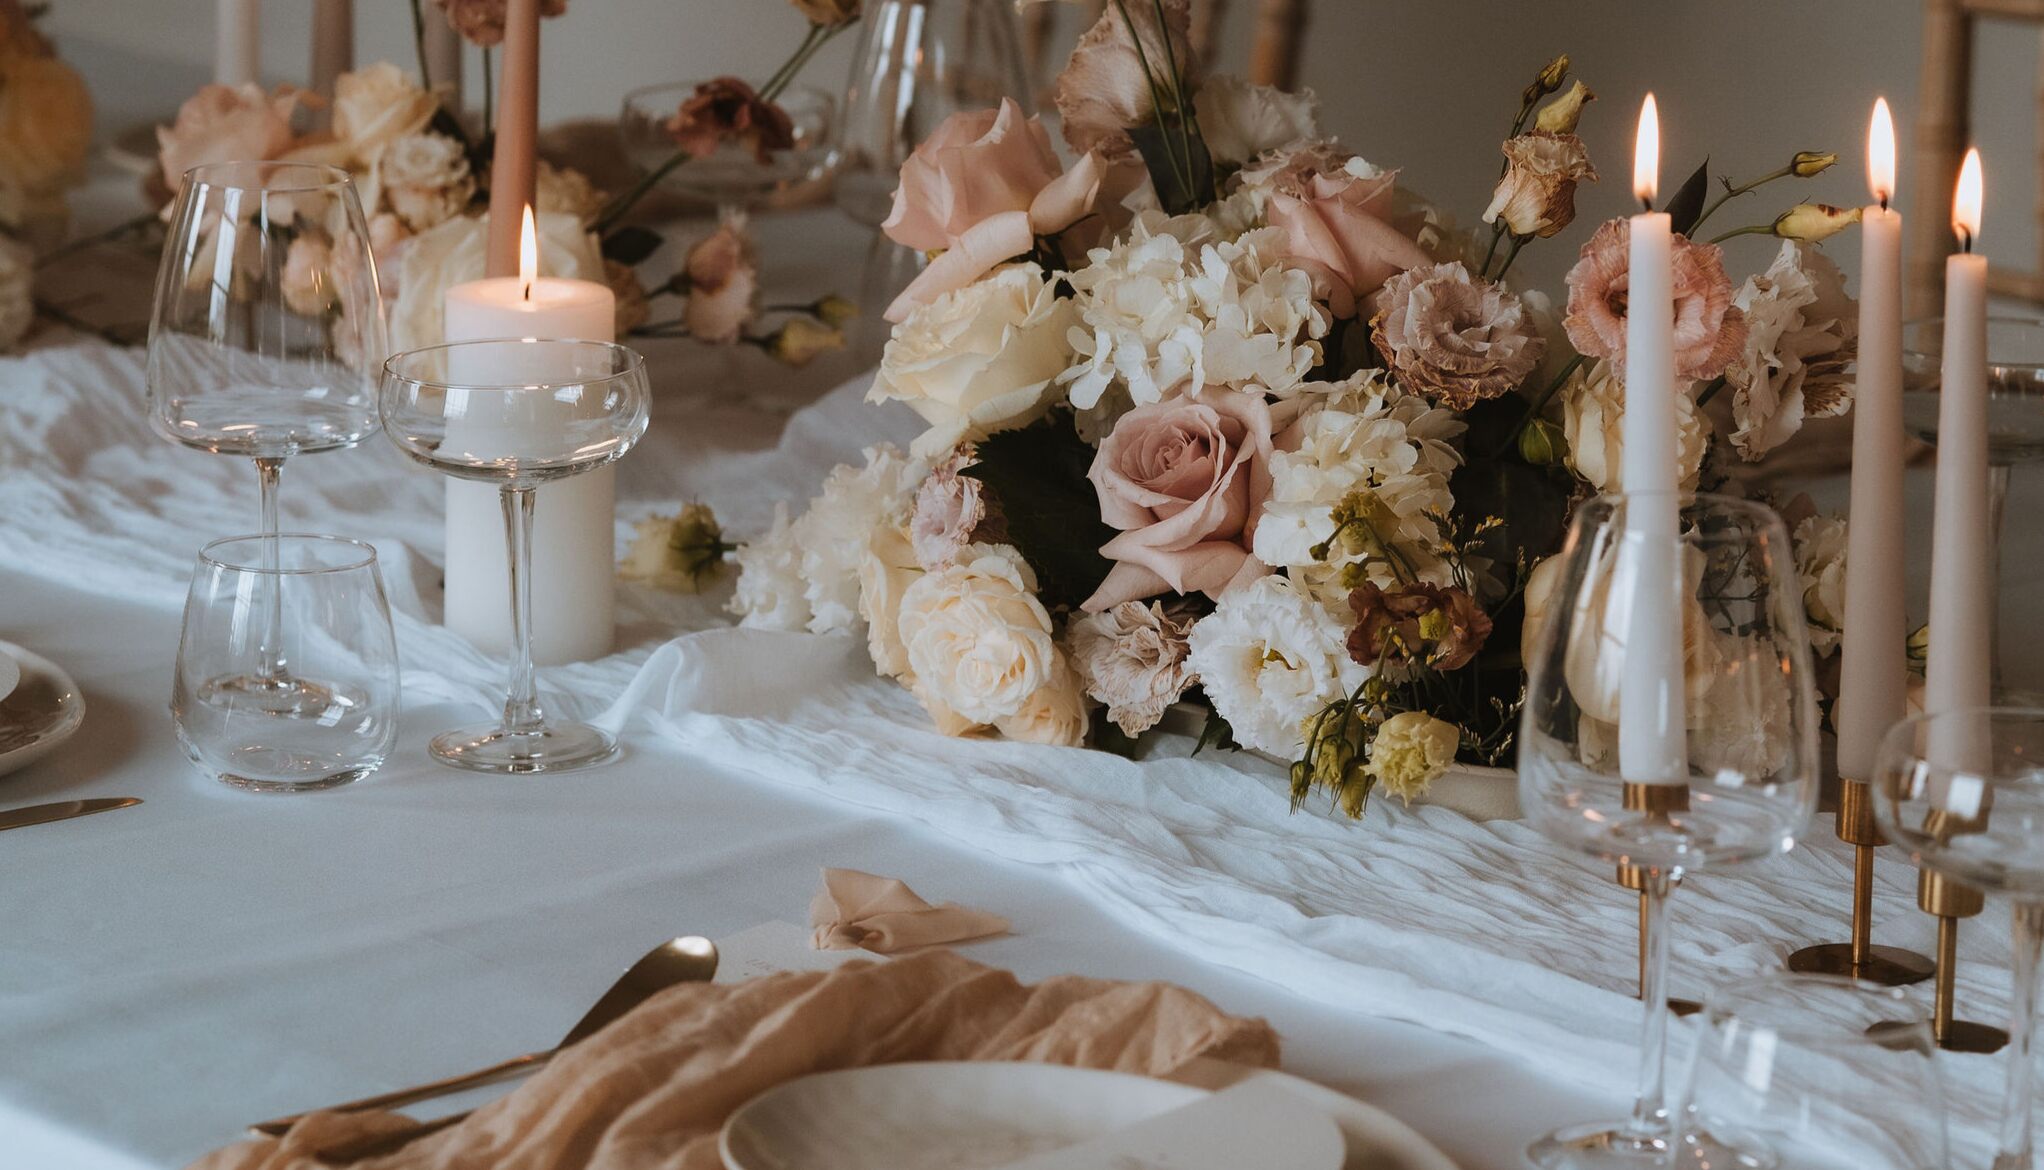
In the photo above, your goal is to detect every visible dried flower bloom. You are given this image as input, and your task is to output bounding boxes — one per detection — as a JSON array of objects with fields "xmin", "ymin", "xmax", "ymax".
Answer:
[
  {"xmin": 1563, "ymin": 217, "xmax": 1746, "ymax": 381},
  {"xmin": 1726, "ymin": 240, "xmax": 1857, "ymax": 460},
  {"xmin": 1346, "ymin": 582, "xmax": 1491, "ymax": 671},
  {"xmin": 768, "ymin": 316, "xmax": 845, "ymax": 367},
  {"xmin": 535, "ymin": 160, "xmax": 607, "ymax": 225},
  {"xmin": 436, "ymin": 0, "xmax": 566, "ymax": 47},
  {"xmin": 665, "ymin": 77, "xmax": 795, "ymax": 165},
  {"xmin": 620, "ymin": 503, "xmax": 733, "ymax": 593},
  {"xmin": 1068, "ymin": 600, "xmax": 1198, "ymax": 736},
  {"xmin": 1484, "ymin": 130, "xmax": 1597, "ymax": 239},
  {"xmin": 1369, "ymin": 260, "xmax": 1546, "ymax": 410},
  {"xmin": 1771, "ymin": 202, "xmax": 1861, "ymax": 243},
  {"xmin": 1533, "ymin": 54, "xmax": 1570, "ymax": 97},
  {"xmin": 1533, "ymin": 81, "xmax": 1595, "ymax": 134},
  {"xmin": 0, "ymin": 49, "xmax": 93, "ymax": 219},
  {"xmin": 789, "ymin": 0, "xmax": 860, "ymax": 26},
  {"xmin": 1792, "ymin": 513, "xmax": 1847, "ymax": 656},
  {"xmin": 683, "ymin": 215, "xmax": 759, "ymax": 345},
  {"xmin": 1053, "ymin": 0, "xmax": 1196, "ymax": 162}
]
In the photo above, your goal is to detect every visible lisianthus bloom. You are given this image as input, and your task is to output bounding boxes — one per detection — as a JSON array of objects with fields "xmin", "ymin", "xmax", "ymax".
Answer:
[
  {"xmin": 1726, "ymin": 240, "xmax": 1857, "ymax": 460},
  {"xmin": 911, "ymin": 448, "xmax": 1007, "ymax": 571},
  {"xmin": 1085, "ymin": 388, "xmax": 1278, "ymax": 611},
  {"xmin": 665, "ymin": 77, "xmax": 794, "ymax": 165},
  {"xmin": 683, "ymin": 215, "xmax": 760, "ymax": 345},
  {"xmin": 1265, "ymin": 163, "xmax": 1430, "ymax": 318},
  {"xmin": 1366, "ymin": 711, "xmax": 1460, "ymax": 803},
  {"xmin": 1484, "ymin": 130, "xmax": 1596, "ymax": 239},
  {"xmin": 435, "ymin": 0, "xmax": 566, "ymax": 47},
  {"xmin": 881, "ymin": 99, "xmax": 1105, "ymax": 322},
  {"xmin": 1053, "ymin": 0, "xmax": 1196, "ymax": 163},
  {"xmin": 1346, "ymin": 582, "xmax": 1492, "ymax": 671},
  {"xmin": 1185, "ymin": 574, "xmax": 1369, "ymax": 757},
  {"xmin": 1563, "ymin": 217, "xmax": 1746, "ymax": 380},
  {"xmin": 1067, "ymin": 600, "xmax": 1198, "ymax": 736},
  {"xmin": 1369, "ymin": 261, "xmax": 1545, "ymax": 410}
]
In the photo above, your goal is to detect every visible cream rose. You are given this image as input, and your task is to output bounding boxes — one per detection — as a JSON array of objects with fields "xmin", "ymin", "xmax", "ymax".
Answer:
[
  {"xmin": 896, "ymin": 544, "xmax": 1060, "ymax": 726},
  {"xmin": 857, "ymin": 523, "xmax": 923, "ymax": 679},
  {"xmin": 871, "ymin": 264, "xmax": 1078, "ymax": 458},
  {"xmin": 391, "ymin": 209, "xmax": 604, "ymax": 351},
  {"xmin": 994, "ymin": 660, "xmax": 1089, "ymax": 747},
  {"xmin": 1366, "ymin": 711, "xmax": 1460, "ymax": 803},
  {"xmin": 1557, "ymin": 359, "xmax": 1708, "ymax": 494},
  {"xmin": 377, "ymin": 132, "xmax": 474, "ymax": 231},
  {"xmin": 333, "ymin": 63, "xmax": 437, "ymax": 165}
]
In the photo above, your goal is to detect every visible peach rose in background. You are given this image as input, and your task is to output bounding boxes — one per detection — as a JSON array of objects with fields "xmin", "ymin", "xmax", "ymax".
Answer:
[
  {"xmin": 1564, "ymin": 217, "xmax": 1747, "ymax": 381},
  {"xmin": 1085, "ymin": 388, "xmax": 1277, "ymax": 611},
  {"xmin": 1265, "ymin": 166, "xmax": 1430, "ymax": 318},
  {"xmin": 156, "ymin": 83, "xmax": 301, "ymax": 192},
  {"xmin": 882, "ymin": 99, "xmax": 1106, "ymax": 322}
]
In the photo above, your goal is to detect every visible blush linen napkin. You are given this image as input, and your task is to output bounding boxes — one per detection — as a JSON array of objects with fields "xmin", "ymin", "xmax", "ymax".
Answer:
[
  {"xmin": 189, "ymin": 950, "xmax": 1280, "ymax": 1170},
  {"xmin": 810, "ymin": 867, "xmax": 1011, "ymax": 953}
]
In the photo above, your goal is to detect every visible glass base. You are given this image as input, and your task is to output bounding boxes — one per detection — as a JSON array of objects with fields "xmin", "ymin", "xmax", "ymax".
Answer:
[
  {"xmin": 200, "ymin": 672, "xmax": 358, "ymax": 720},
  {"xmin": 217, "ymin": 763, "xmax": 374, "ymax": 794},
  {"xmin": 429, "ymin": 720, "xmax": 618, "ymax": 775},
  {"xmin": 1528, "ymin": 1121, "xmax": 1673, "ymax": 1169},
  {"xmin": 1673, "ymin": 1129, "xmax": 1773, "ymax": 1169}
]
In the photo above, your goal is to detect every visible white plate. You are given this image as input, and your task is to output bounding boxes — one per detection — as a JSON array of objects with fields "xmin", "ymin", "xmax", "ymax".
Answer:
[
  {"xmin": 720, "ymin": 1060, "xmax": 1457, "ymax": 1170},
  {"xmin": 0, "ymin": 641, "xmax": 86, "ymax": 779}
]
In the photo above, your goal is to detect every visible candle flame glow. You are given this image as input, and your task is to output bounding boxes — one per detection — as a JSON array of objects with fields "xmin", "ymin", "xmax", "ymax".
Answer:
[
  {"xmin": 1868, "ymin": 97, "xmax": 1895, "ymax": 207},
  {"xmin": 1953, "ymin": 147, "xmax": 1982, "ymax": 250},
  {"xmin": 518, "ymin": 204, "xmax": 538, "ymax": 300},
  {"xmin": 1633, "ymin": 94, "xmax": 1659, "ymax": 207}
]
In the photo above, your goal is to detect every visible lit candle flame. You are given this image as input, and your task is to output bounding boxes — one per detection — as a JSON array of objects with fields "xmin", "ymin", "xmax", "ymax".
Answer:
[
  {"xmin": 1868, "ymin": 97, "xmax": 1895, "ymax": 208},
  {"xmin": 1953, "ymin": 147, "xmax": 1982, "ymax": 251},
  {"xmin": 1633, "ymin": 93, "xmax": 1659, "ymax": 209},
  {"xmin": 518, "ymin": 204, "xmax": 538, "ymax": 301}
]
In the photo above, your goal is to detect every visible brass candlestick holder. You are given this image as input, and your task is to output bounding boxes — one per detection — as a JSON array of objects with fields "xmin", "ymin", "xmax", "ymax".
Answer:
[
  {"xmin": 1915, "ymin": 865, "xmax": 2008, "ymax": 1052},
  {"xmin": 1785, "ymin": 777, "xmax": 1935, "ymax": 985},
  {"xmin": 1618, "ymin": 782, "xmax": 1702, "ymax": 1016}
]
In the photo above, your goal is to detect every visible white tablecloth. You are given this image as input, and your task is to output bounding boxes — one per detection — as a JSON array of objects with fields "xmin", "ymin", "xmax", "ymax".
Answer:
[{"xmin": 0, "ymin": 316, "xmax": 2026, "ymax": 1169}]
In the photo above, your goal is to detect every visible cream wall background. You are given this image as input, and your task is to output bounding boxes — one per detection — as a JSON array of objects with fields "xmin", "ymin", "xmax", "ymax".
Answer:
[{"xmin": 40, "ymin": 0, "xmax": 2042, "ymax": 290}]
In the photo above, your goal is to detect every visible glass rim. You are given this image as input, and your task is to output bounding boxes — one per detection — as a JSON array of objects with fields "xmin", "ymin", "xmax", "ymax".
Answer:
[
  {"xmin": 1575, "ymin": 489, "xmax": 1787, "ymax": 525},
  {"xmin": 1883, "ymin": 704, "xmax": 2044, "ymax": 735},
  {"xmin": 1902, "ymin": 314, "xmax": 2044, "ymax": 368},
  {"xmin": 180, "ymin": 160, "xmax": 357, "ymax": 194},
  {"xmin": 199, "ymin": 533, "xmax": 378, "ymax": 575},
  {"xmin": 380, "ymin": 338, "xmax": 646, "ymax": 393},
  {"xmin": 1700, "ymin": 969, "xmax": 1933, "ymax": 1040}
]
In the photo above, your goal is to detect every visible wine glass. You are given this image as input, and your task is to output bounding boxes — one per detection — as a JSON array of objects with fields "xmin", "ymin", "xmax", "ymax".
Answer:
[
  {"xmin": 147, "ymin": 160, "xmax": 387, "ymax": 716},
  {"xmin": 172, "ymin": 534, "xmax": 401, "ymax": 793},
  {"xmin": 379, "ymin": 339, "xmax": 649, "ymax": 774},
  {"xmin": 1673, "ymin": 971, "xmax": 1950, "ymax": 1170},
  {"xmin": 1874, "ymin": 706, "xmax": 2044, "ymax": 1170},
  {"xmin": 1518, "ymin": 492, "xmax": 1822, "ymax": 1167}
]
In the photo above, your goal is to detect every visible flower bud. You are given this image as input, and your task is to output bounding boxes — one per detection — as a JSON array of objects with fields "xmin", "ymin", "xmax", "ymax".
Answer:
[
  {"xmin": 1771, "ymin": 202, "xmax": 1862, "ymax": 243},
  {"xmin": 813, "ymin": 294, "xmax": 858, "ymax": 327},
  {"xmin": 1907, "ymin": 622, "xmax": 1929, "ymax": 667},
  {"xmin": 1533, "ymin": 81, "xmax": 1595, "ymax": 134},
  {"xmin": 1791, "ymin": 150, "xmax": 1837, "ymax": 178},
  {"xmin": 1535, "ymin": 54, "xmax": 1570, "ymax": 95},
  {"xmin": 1518, "ymin": 416, "xmax": 1566, "ymax": 465},
  {"xmin": 767, "ymin": 316, "xmax": 846, "ymax": 367}
]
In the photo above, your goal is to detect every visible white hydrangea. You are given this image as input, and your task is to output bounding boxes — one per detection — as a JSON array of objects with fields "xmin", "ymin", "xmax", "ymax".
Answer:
[
  {"xmin": 1185, "ymin": 574, "xmax": 1371, "ymax": 757},
  {"xmin": 1252, "ymin": 370, "xmax": 1465, "ymax": 609},
  {"xmin": 1060, "ymin": 211, "xmax": 1327, "ymax": 408},
  {"xmin": 728, "ymin": 445, "xmax": 925, "ymax": 635}
]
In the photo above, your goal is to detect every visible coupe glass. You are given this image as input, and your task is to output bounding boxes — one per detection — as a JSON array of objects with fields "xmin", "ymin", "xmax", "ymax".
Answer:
[
  {"xmin": 172, "ymin": 535, "xmax": 400, "ymax": 793},
  {"xmin": 1518, "ymin": 493, "xmax": 1821, "ymax": 1168},
  {"xmin": 379, "ymin": 340, "xmax": 649, "ymax": 774},
  {"xmin": 1674, "ymin": 971, "xmax": 1949, "ymax": 1170},
  {"xmin": 1875, "ymin": 707, "xmax": 2044, "ymax": 1170},
  {"xmin": 147, "ymin": 161, "xmax": 386, "ymax": 716},
  {"xmin": 617, "ymin": 82, "xmax": 837, "ymax": 219}
]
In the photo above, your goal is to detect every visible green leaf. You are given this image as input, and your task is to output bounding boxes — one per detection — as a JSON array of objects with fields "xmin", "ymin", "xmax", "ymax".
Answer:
[
  {"xmin": 962, "ymin": 414, "xmax": 1116, "ymax": 613},
  {"xmin": 1190, "ymin": 694, "xmax": 1240, "ymax": 756},
  {"xmin": 601, "ymin": 225, "xmax": 665, "ymax": 265},
  {"xmin": 1664, "ymin": 158, "xmax": 1711, "ymax": 237},
  {"xmin": 1127, "ymin": 117, "xmax": 1215, "ymax": 216}
]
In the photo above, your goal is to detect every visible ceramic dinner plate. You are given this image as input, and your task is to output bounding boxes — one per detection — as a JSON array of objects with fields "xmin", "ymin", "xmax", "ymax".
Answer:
[
  {"xmin": 719, "ymin": 1059, "xmax": 1457, "ymax": 1170},
  {"xmin": 0, "ymin": 641, "xmax": 86, "ymax": 779}
]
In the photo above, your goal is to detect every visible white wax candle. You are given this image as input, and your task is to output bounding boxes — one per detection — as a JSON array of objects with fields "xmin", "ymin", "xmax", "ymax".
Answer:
[
  {"xmin": 309, "ymin": 0, "xmax": 353, "ymax": 108},
  {"xmin": 1617, "ymin": 94, "xmax": 1688, "ymax": 787},
  {"xmin": 214, "ymin": 0, "xmax": 260, "ymax": 86},
  {"xmin": 1837, "ymin": 100, "xmax": 1908, "ymax": 782},
  {"xmin": 441, "ymin": 228, "xmax": 618, "ymax": 667},
  {"xmin": 1926, "ymin": 150, "xmax": 1991, "ymax": 737}
]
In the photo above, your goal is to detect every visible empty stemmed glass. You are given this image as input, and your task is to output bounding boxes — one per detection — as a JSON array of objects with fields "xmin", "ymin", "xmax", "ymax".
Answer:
[
  {"xmin": 1875, "ymin": 706, "xmax": 2044, "ymax": 1170},
  {"xmin": 379, "ymin": 339, "xmax": 650, "ymax": 774},
  {"xmin": 147, "ymin": 160, "xmax": 386, "ymax": 716},
  {"xmin": 1518, "ymin": 493, "xmax": 1821, "ymax": 1168}
]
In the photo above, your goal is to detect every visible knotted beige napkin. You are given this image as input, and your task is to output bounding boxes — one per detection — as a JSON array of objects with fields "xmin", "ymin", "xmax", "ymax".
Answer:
[
  {"xmin": 189, "ymin": 949, "xmax": 1280, "ymax": 1170},
  {"xmin": 810, "ymin": 867, "xmax": 1011, "ymax": 953}
]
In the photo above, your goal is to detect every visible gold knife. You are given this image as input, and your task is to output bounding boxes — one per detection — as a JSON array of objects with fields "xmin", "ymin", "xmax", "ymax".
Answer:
[{"xmin": 0, "ymin": 797, "xmax": 141, "ymax": 831}]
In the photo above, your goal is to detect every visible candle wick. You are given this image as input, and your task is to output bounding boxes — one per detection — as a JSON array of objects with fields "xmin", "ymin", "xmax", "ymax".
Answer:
[
  {"xmin": 1639, "ymin": 196, "xmax": 1654, "ymax": 214},
  {"xmin": 1958, "ymin": 226, "xmax": 1974, "ymax": 254},
  {"xmin": 1879, "ymin": 193, "xmax": 1890, "ymax": 212},
  {"xmin": 522, "ymin": 279, "xmax": 533, "ymax": 302}
]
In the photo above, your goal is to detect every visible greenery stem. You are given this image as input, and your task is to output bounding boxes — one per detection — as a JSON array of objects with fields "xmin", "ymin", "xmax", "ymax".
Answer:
[
  {"xmin": 1707, "ymin": 224, "xmax": 1775, "ymax": 245},
  {"xmin": 1113, "ymin": 0, "xmax": 1190, "ymax": 195},
  {"xmin": 1694, "ymin": 374, "xmax": 1729, "ymax": 409},
  {"xmin": 34, "ymin": 213, "xmax": 157, "ymax": 269},
  {"xmin": 482, "ymin": 47, "xmax": 494, "ymax": 130},
  {"xmin": 1479, "ymin": 223, "xmax": 1506, "ymax": 275},
  {"xmin": 1491, "ymin": 234, "xmax": 1530, "ymax": 282},
  {"xmin": 409, "ymin": 0, "xmax": 429, "ymax": 88},
  {"xmin": 1691, "ymin": 163, "xmax": 1793, "ymax": 232},
  {"xmin": 1491, "ymin": 351, "xmax": 1587, "ymax": 458},
  {"xmin": 595, "ymin": 150, "xmax": 692, "ymax": 234}
]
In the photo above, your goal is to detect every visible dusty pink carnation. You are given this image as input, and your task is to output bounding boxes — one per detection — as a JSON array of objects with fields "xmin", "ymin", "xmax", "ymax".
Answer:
[
  {"xmin": 1563, "ymin": 217, "xmax": 1747, "ymax": 381},
  {"xmin": 1067, "ymin": 600, "xmax": 1198, "ymax": 736},
  {"xmin": 910, "ymin": 448, "xmax": 1007, "ymax": 570},
  {"xmin": 1371, "ymin": 261, "xmax": 1545, "ymax": 410}
]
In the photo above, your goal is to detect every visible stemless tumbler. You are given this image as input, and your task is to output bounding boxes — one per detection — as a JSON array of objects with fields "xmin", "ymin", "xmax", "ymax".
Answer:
[{"xmin": 172, "ymin": 535, "xmax": 400, "ymax": 792}]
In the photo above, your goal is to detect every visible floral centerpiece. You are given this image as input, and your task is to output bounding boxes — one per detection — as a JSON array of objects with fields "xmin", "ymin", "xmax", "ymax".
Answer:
[{"xmin": 725, "ymin": 0, "xmax": 1863, "ymax": 817}]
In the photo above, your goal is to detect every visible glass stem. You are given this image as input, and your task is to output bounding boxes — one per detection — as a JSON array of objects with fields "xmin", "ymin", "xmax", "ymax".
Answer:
[
  {"xmin": 254, "ymin": 456, "xmax": 287, "ymax": 684},
  {"xmin": 1997, "ymin": 899, "xmax": 2044, "ymax": 1168},
  {"xmin": 1628, "ymin": 868, "xmax": 1676, "ymax": 1144},
  {"xmin": 499, "ymin": 486, "xmax": 544, "ymax": 735}
]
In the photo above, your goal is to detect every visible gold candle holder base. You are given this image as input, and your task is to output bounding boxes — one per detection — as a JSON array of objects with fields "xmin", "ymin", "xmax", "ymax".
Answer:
[
  {"xmin": 1911, "ymin": 871, "xmax": 2008, "ymax": 1053},
  {"xmin": 1616, "ymin": 785, "xmax": 1701, "ymax": 1015},
  {"xmin": 1785, "ymin": 780, "xmax": 1935, "ymax": 986}
]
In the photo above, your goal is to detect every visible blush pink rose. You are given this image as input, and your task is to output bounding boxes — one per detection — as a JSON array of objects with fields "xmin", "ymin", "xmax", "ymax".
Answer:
[
  {"xmin": 882, "ymin": 98, "xmax": 1106, "ymax": 322},
  {"xmin": 1084, "ymin": 389, "xmax": 1277, "ymax": 612},
  {"xmin": 1265, "ymin": 167, "xmax": 1431, "ymax": 318}
]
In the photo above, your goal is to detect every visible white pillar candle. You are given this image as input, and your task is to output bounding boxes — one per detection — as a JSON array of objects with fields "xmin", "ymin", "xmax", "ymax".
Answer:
[
  {"xmin": 1926, "ymin": 148, "xmax": 1991, "ymax": 738},
  {"xmin": 214, "ymin": 0, "xmax": 260, "ymax": 86},
  {"xmin": 309, "ymin": 0, "xmax": 353, "ymax": 107},
  {"xmin": 1837, "ymin": 98, "xmax": 1908, "ymax": 782},
  {"xmin": 1617, "ymin": 93, "xmax": 1688, "ymax": 787},
  {"xmin": 442, "ymin": 209, "xmax": 619, "ymax": 666}
]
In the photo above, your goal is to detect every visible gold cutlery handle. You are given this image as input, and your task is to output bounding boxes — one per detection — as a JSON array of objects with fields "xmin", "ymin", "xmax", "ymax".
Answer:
[{"xmin": 247, "ymin": 1048, "xmax": 551, "ymax": 1137}]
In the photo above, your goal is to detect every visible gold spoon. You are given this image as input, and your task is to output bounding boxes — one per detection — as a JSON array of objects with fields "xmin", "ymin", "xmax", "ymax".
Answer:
[{"xmin": 249, "ymin": 936, "xmax": 719, "ymax": 1138}]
